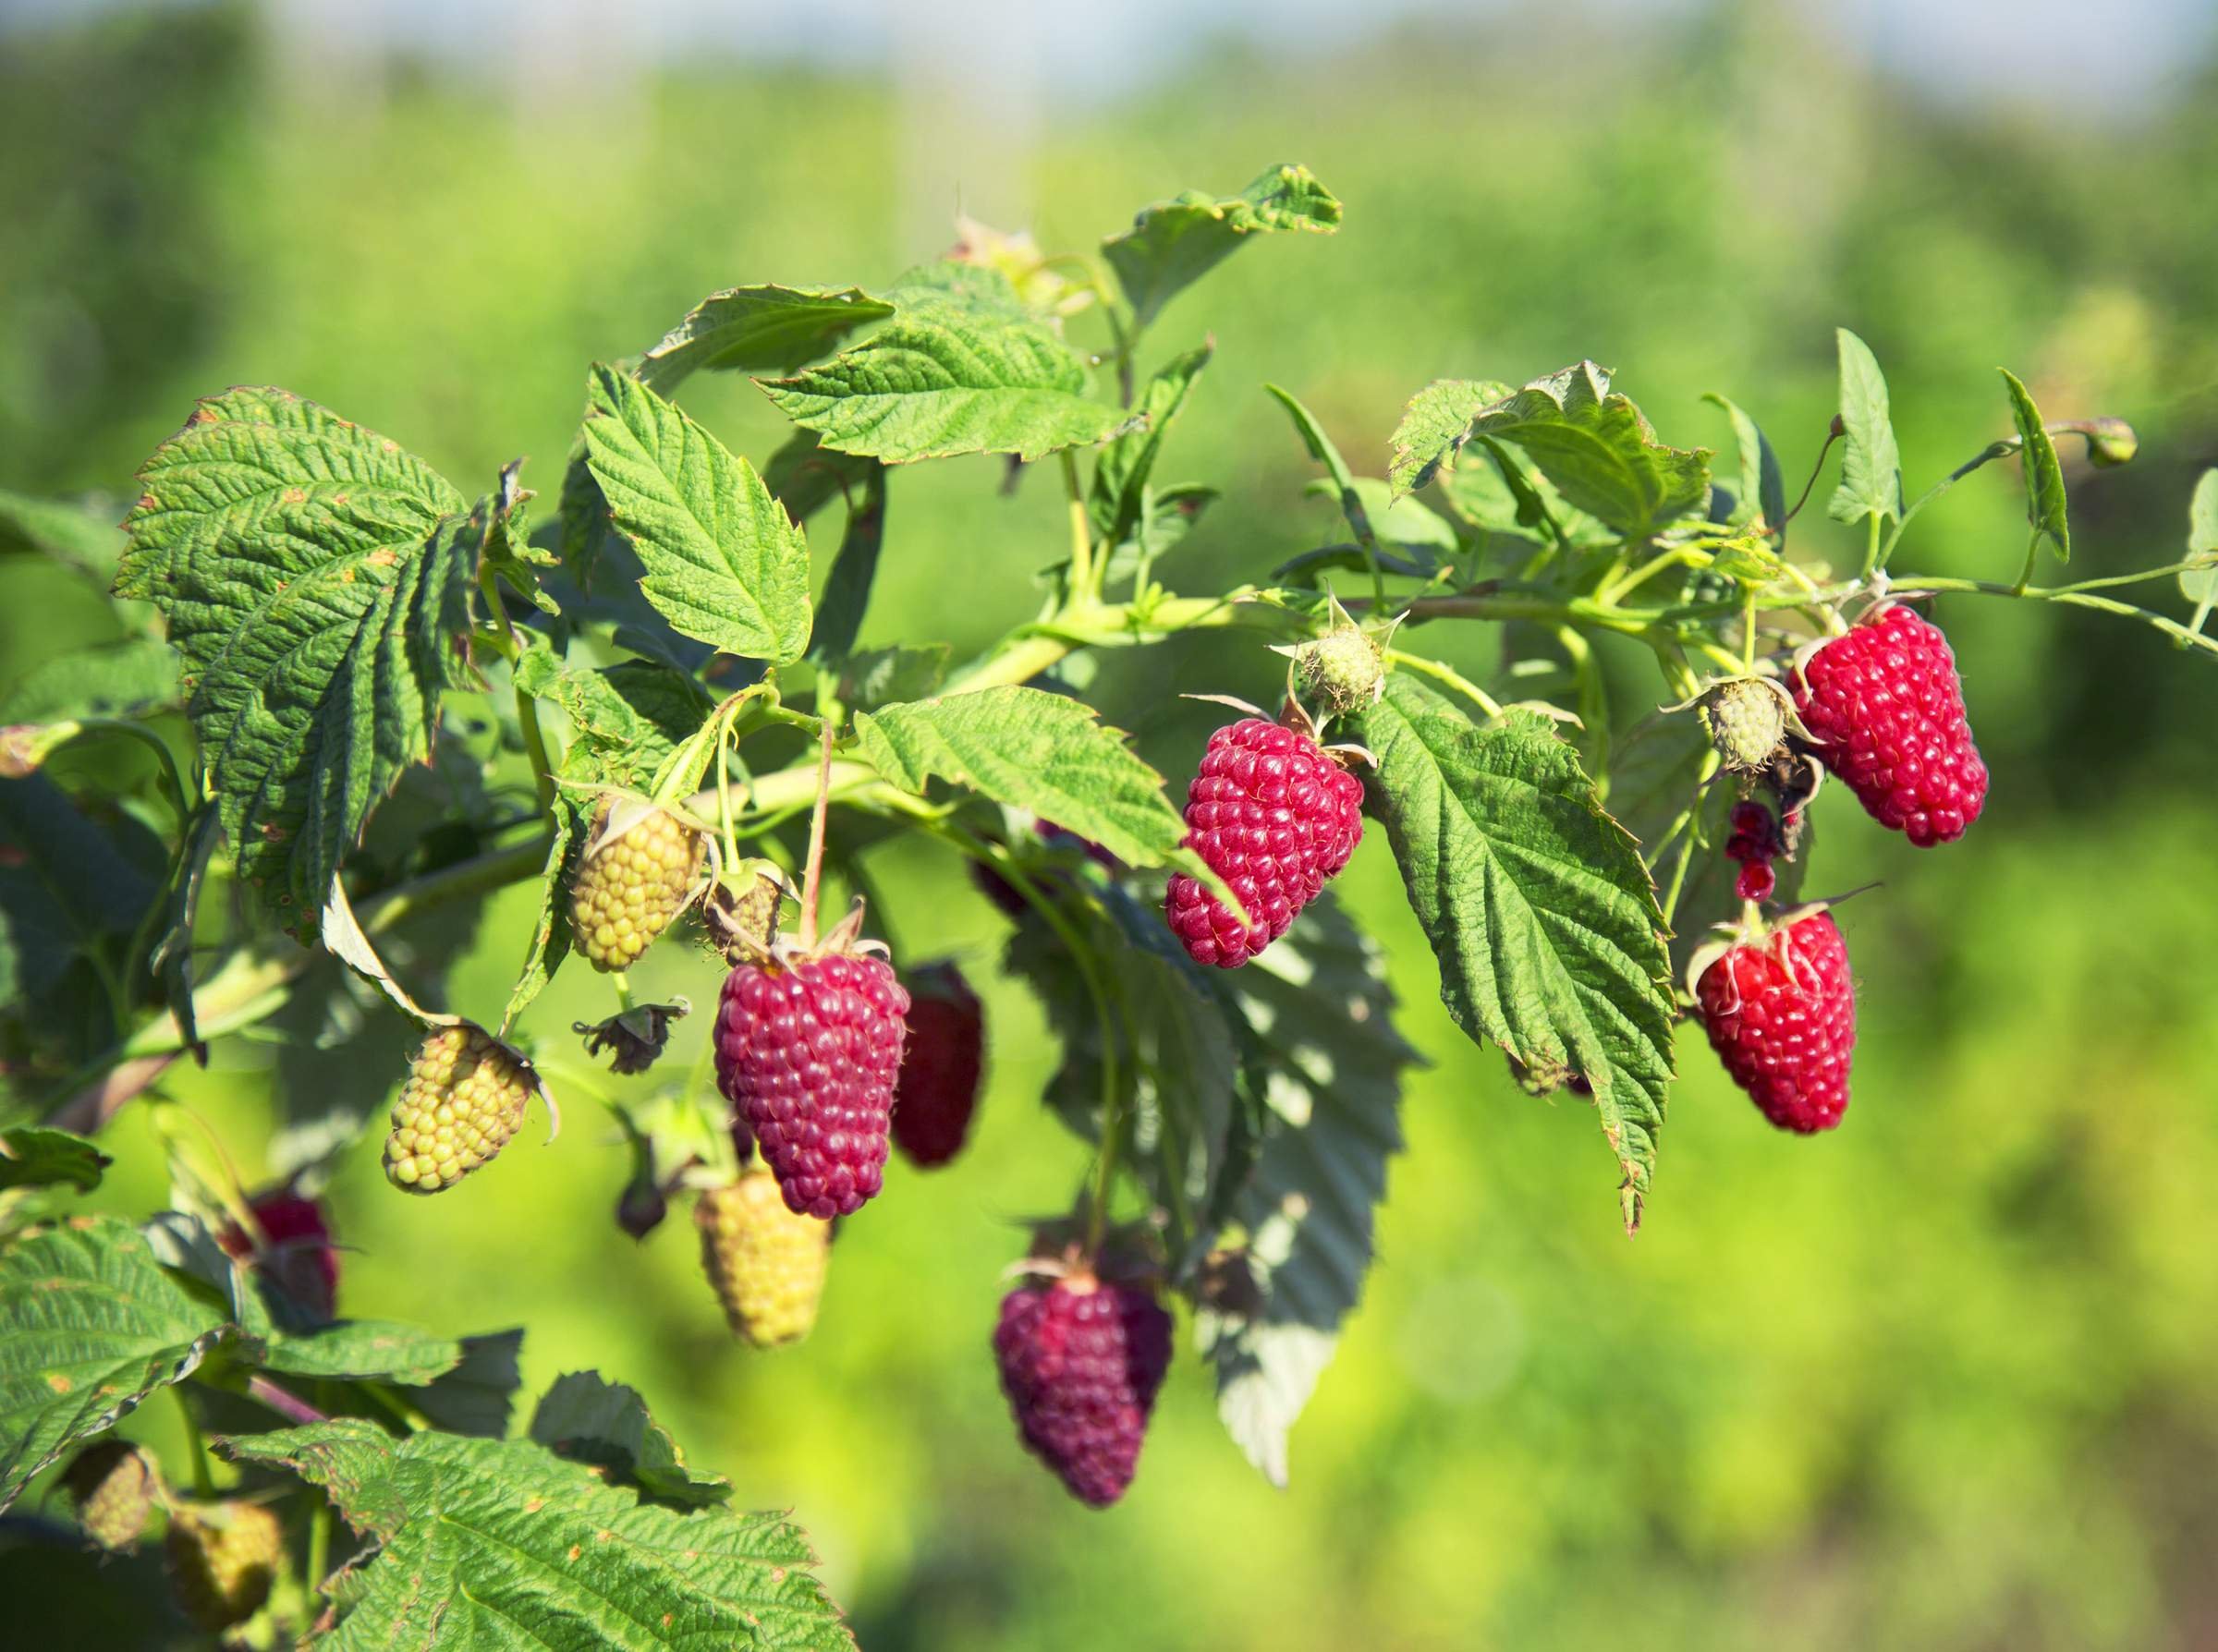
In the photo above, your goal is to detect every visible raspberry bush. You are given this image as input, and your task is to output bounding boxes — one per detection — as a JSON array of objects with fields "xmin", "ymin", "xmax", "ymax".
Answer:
[{"xmin": 1, "ymin": 162, "xmax": 2213, "ymax": 1644}]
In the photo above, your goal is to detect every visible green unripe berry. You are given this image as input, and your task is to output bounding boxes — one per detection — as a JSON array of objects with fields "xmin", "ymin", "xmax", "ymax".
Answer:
[{"xmin": 383, "ymin": 1026, "xmax": 533, "ymax": 1195}]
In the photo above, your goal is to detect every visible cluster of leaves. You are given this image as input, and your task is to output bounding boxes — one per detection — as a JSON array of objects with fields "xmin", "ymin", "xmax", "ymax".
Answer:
[{"xmin": 3, "ymin": 157, "xmax": 2214, "ymax": 1643}]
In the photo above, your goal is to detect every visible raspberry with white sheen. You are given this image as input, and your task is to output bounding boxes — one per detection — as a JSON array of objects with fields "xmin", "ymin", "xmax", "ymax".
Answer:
[
  {"xmin": 714, "ymin": 953, "xmax": 908, "ymax": 1219},
  {"xmin": 383, "ymin": 1026, "xmax": 533, "ymax": 1194},
  {"xmin": 1792, "ymin": 606, "xmax": 1988, "ymax": 845},
  {"xmin": 1164, "ymin": 717, "xmax": 1364, "ymax": 968},
  {"xmin": 1696, "ymin": 910, "xmax": 1858, "ymax": 1133},
  {"xmin": 696, "ymin": 1170, "xmax": 833, "ymax": 1347},
  {"xmin": 993, "ymin": 1272, "xmax": 1173, "ymax": 1508}
]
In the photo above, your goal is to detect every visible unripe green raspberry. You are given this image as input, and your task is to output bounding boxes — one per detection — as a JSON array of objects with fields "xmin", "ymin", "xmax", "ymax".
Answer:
[
  {"xmin": 1294, "ymin": 625, "xmax": 1385, "ymax": 716},
  {"xmin": 1700, "ymin": 677, "xmax": 1793, "ymax": 773},
  {"xmin": 2084, "ymin": 417, "xmax": 2138, "ymax": 468},
  {"xmin": 383, "ymin": 1026, "xmax": 533, "ymax": 1195},
  {"xmin": 165, "ymin": 1500, "xmax": 282, "ymax": 1631},
  {"xmin": 569, "ymin": 802, "xmax": 703, "ymax": 972},
  {"xmin": 696, "ymin": 1170, "xmax": 832, "ymax": 1348},
  {"xmin": 63, "ymin": 1439, "xmax": 156, "ymax": 1551}
]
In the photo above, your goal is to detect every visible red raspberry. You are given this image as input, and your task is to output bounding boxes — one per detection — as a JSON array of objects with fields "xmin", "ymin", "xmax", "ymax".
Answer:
[
  {"xmin": 219, "ymin": 1190, "xmax": 338, "ymax": 1319},
  {"xmin": 993, "ymin": 1272, "xmax": 1173, "ymax": 1508},
  {"xmin": 1736, "ymin": 860, "xmax": 1776, "ymax": 902},
  {"xmin": 1164, "ymin": 718, "xmax": 1364, "ymax": 967},
  {"xmin": 891, "ymin": 962, "xmax": 985, "ymax": 1169},
  {"xmin": 714, "ymin": 952, "xmax": 909, "ymax": 1219},
  {"xmin": 1792, "ymin": 606, "xmax": 1988, "ymax": 845},
  {"xmin": 1695, "ymin": 910, "xmax": 1857, "ymax": 1133}
]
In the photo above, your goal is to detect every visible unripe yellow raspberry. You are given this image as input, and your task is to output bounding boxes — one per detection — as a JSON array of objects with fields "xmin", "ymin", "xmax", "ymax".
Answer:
[
  {"xmin": 696, "ymin": 1171, "xmax": 832, "ymax": 1348},
  {"xmin": 383, "ymin": 1026, "xmax": 533, "ymax": 1195},
  {"xmin": 569, "ymin": 802, "xmax": 703, "ymax": 972},
  {"xmin": 165, "ymin": 1499, "xmax": 282, "ymax": 1631}
]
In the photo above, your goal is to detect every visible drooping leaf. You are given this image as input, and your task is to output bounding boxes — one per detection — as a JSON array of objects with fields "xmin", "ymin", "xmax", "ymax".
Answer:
[
  {"xmin": 638, "ymin": 285, "xmax": 895, "ymax": 394},
  {"xmin": 2001, "ymin": 369, "xmax": 2069, "ymax": 564},
  {"xmin": 1354, "ymin": 678, "xmax": 1676, "ymax": 1232},
  {"xmin": 500, "ymin": 805, "xmax": 579, "ymax": 1030},
  {"xmin": 759, "ymin": 274, "xmax": 1129, "ymax": 465},
  {"xmin": 152, "ymin": 807, "xmax": 221, "ymax": 1053},
  {"xmin": 477, "ymin": 458, "xmax": 560, "ymax": 614},
  {"xmin": 530, "ymin": 1371, "xmax": 733, "ymax": 1505},
  {"xmin": 2182, "ymin": 470, "xmax": 2218, "ymax": 622},
  {"xmin": 1090, "ymin": 342, "xmax": 1213, "ymax": 544},
  {"xmin": 1462, "ymin": 363, "xmax": 1710, "ymax": 541},
  {"xmin": 853, "ymin": 686, "xmax": 1190, "ymax": 869},
  {"xmin": 1386, "ymin": 378, "xmax": 1513, "ymax": 499},
  {"xmin": 1103, "ymin": 164, "xmax": 1341, "ymax": 328},
  {"xmin": 581, "ymin": 365, "xmax": 813, "ymax": 663},
  {"xmin": 116, "ymin": 387, "xmax": 474, "ymax": 930},
  {"xmin": 808, "ymin": 464, "xmax": 887, "ymax": 664},
  {"xmin": 0, "ymin": 773, "xmax": 159, "ymax": 1003},
  {"xmin": 836, "ymin": 644, "xmax": 950, "ymax": 712},
  {"xmin": 0, "ymin": 638, "xmax": 180, "ymax": 724},
  {"xmin": 1827, "ymin": 328, "xmax": 1904, "ymax": 527},
  {"xmin": 220, "ymin": 1420, "xmax": 853, "ymax": 1649},
  {"xmin": 1702, "ymin": 392, "xmax": 1787, "ymax": 541},
  {"xmin": 413, "ymin": 1329, "xmax": 526, "ymax": 1438},
  {"xmin": 762, "ymin": 431, "xmax": 879, "ymax": 528},
  {"xmin": 1100, "ymin": 483, "xmax": 1221, "ymax": 587},
  {"xmin": 1195, "ymin": 893, "xmax": 1417, "ymax": 1487},
  {"xmin": 0, "ymin": 1215, "xmax": 232, "ymax": 1509},
  {"xmin": 0, "ymin": 1127, "xmax": 110, "ymax": 1193}
]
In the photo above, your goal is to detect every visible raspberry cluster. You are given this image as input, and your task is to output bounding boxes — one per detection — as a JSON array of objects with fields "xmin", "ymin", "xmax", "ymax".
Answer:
[
  {"xmin": 715, "ymin": 953, "xmax": 909, "ymax": 1220},
  {"xmin": 383, "ymin": 1026, "xmax": 534, "ymax": 1195},
  {"xmin": 1696, "ymin": 910, "xmax": 1858, "ymax": 1133},
  {"xmin": 1793, "ymin": 605, "xmax": 1988, "ymax": 846},
  {"xmin": 993, "ymin": 1273, "xmax": 1173, "ymax": 1508},
  {"xmin": 697, "ymin": 1170, "xmax": 833, "ymax": 1347},
  {"xmin": 1164, "ymin": 717, "xmax": 1364, "ymax": 968},
  {"xmin": 166, "ymin": 1500, "xmax": 282, "ymax": 1631},
  {"xmin": 570, "ymin": 804, "xmax": 702, "ymax": 972},
  {"xmin": 891, "ymin": 961, "xmax": 986, "ymax": 1169},
  {"xmin": 1724, "ymin": 799, "xmax": 1785, "ymax": 904}
]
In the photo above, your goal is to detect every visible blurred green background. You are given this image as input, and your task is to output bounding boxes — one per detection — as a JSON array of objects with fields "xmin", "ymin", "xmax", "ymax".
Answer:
[{"xmin": 5, "ymin": 3, "xmax": 2218, "ymax": 1646}]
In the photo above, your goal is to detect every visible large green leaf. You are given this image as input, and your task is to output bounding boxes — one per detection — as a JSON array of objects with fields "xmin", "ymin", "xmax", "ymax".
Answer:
[
  {"xmin": 221, "ymin": 1420, "xmax": 853, "ymax": 1649},
  {"xmin": 1434, "ymin": 437, "xmax": 1615, "ymax": 553},
  {"xmin": 1827, "ymin": 328, "xmax": 1903, "ymax": 527},
  {"xmin": 853, "ymin": 686, "xmax": 1190, "ymax": 869},
  {"xmin": 1385, "ymin": 378, "xmax": 1513, "ymax": 499},
  {"xmin": 514, "ymin": 648, "xmax": 713, "ymax": 791},
  {"xmin": 581, "ymin": 366, "xmax": 813, "ymax": 663},
  {"xmin": 759, "ymin": 274, "xmax": 1128, "ymax": 465},
  {"xmin": 256, "ymin": 1319, "xmax": 463, "ymax": 1386},
  {"xmin": 0, "ymin": 1127, "xmax": 110, "ymax": 1193},
  {"xmin": 530, "ymin": 1371, "xmax": 733, "ymax": 1506},
  {"xmin": 116, "ymin": 387, "xmax": 473, "ymax": 929},
  {"xmin": 0, "ymin": 637, "xmax": 179, "ymax": 723},
  {"xmin": 638, "ymin": 285, "xmax": 895, "ymax": 394},
  {"xmin": 1355, "ymin": 678, "xmax": 1676, "ymax": 1232},
  {"xmin": 1460, "ymin": 363, "xmax": 1710, "ymax": 541},
  {"xmin": 0, "ymin": 1215, "xmax": 231, "ymax": 1509},
  {"xmin": 1103, "ymin": 164, "xmax": 1341, "ymax": 328},
  {"xmin": 1090, "ymin": 342, "xmax": 1213, "ymax": 544},
  {"xmin": 2001, "ymin": 369, "xmax": 2069, "ymax": 564},
  {"xmin": 1195, "ymin": 893, "xmax": 1417, "ymax": 1487}
]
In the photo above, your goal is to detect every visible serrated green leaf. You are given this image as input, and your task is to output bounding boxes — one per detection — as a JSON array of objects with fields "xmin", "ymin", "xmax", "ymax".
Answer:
[
  {"xmin": 478, "ymin": 460, "xmax": 560, "ymax": 614},
  {"xmin": 762, "ymin": 431, "xmax": 879, "ymax": 528},
  {"xmin": 0, "ymin": 638, "xmax": 180, "ymax": 724},
  {"xmin": 1386, "ymin": 378, "xmax": 1513, "ymax": 499},
  {"xmin": 1464, "ymin": 362, "xmax": 1710, "ymax": 541},
  {"xmin": 808, "ymin": 464, "xmax": 886, "ymax": 664},
  {"xmin": 257, "ymin": 1319, "xmax": 463, "ymax": 1386},
  {"xmin": 1702, "ymin": 392, "xmax": 1787, "ymax": 541},
  {"xmin": 1196, "ymin": 893, "xmax": 1417, "ymax": 1487},
  {"xmin": 1090, "ymin": 342, "xmax": 1213, "ymax": 543},
  {"xmin": 638, "ymin": 285, "xmax": 895, "ymax": 395},
  {"xmin": 2182, "ymin": 470, "xmax": 2218, "ymax": 621},
  {"xmin": 1354, "ymin": 679, "xmax": 1676, "ymax": 1232},
  {"xmin": 414, "ymin": 1329, "xmax": 525, "ymax": 1438},
  {"xmin": 220, "ymin": 1420, "xmax": 853, "ymax": 1649},
  {"xmin": 515, "ymin": 648, "xmax": 713, "ymax": 792},
  {"xmin": 853, "ymin": 686, "xmax": 1189, "ymax": 869},
  {"xmin": 0, "ymin": 488, "xmax": 125, "ymax": 583},
  {"xmin": 2001, "ymin": 369, "xmax": 2069, "ymax": 563},
  {"xmin": 1103, "ymin": 164, "xmax": 1341, "ymax": 329},
  {"xmin": 0, "ymin": 1215, "xmax": 232, "ymax": 1509},
  {"xmin": 1827, "ymin": 328, "xmax": 1903, "ymax": 527},
  {"xmin": 117, "ymin": 387, "xmax": 473, "ymax": 929},
  {"xmin": 582, "ymin": 366, "xmax": 813, "ymax": 663},
  {"xmin": 0, "ymin": 772, "xmax": 160, "ymax": 1005},
  {"xmin": 0, "ymin": 1127, "xmax": 110, "ymax": 1193},
  {"xmin": 836, "ymin": 643, "xmax": 949, "ymax": 712},
  {"xmin": 1435, "ymin": 439, "xmax": 1615, "ymax": 553},
  {"xmin": 530, "ymin": 1371, "xmax": 733, "ymax": 1505},
  {"xmin": 759, "ymin": 292, "xmax": 1128, "ymax": 465}
]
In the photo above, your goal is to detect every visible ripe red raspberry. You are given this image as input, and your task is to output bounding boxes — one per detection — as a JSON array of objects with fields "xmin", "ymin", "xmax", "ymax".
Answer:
[
  {"xmin": 1695, "ymin": 910, "xmax": 1857, "ymax": 1133},
  {"xmin": 1735, "ymin": 860, "xmax": 1776, "ymax": 902},
  {"xmin": 1164, "ymin": 717, "xmax": 1364, "ymax": 967},
  {"xmin": 993, "ymin": 1272, "xmax": 1173, "ymax": 1508},
  {"xmin": 1792, "ymin": 606, "xmax": 1988, "ymax": 845},
  {"xmin": 219, "ymin": 1189, "xmax": 339, "ymax": 1319},
  {"xmin": 891, "ymin": 962, "xmax": 985, "ymax": 1169},
  {"xmin": 715, "ymin": 952, "xmax": 908, "ymax": 1219}
]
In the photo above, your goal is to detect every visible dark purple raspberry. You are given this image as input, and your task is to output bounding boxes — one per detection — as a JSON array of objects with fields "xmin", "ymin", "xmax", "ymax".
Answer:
[
  {"xmin": 1736, "ymin": 859, "xmax": 1776, "ymax": 902},
  {"xmin": 891, "ymin": 962, "xmax": 985, "ymax": 1169},
  {"xmin": 993, "ymin": 1273, "xmax": 1173, "ymax": 1508},
  {"xmin": 714, "ymin": 953, "xmax": 909, "ymax": 1220},
  {"xmin": 218, "ymin": 1190, "xmax": 339, "ymax": 1320},
  {"xmin": 1792, "ymin": 606, "xmax": 1988, "ymax": 846},
  {"xmin": 1164, "ymin": 718, "xmax": 1364, "ymax": 967}
]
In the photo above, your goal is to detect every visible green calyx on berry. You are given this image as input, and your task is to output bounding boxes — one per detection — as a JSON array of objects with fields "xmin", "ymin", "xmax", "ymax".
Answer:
[
  {"xmin": 1665, "ymin": 674, "xmax": 1811, "ymax": 774},
  {"xmin": 1273, "ymin": 594, "xmax": 1392, "ymax": 720}
]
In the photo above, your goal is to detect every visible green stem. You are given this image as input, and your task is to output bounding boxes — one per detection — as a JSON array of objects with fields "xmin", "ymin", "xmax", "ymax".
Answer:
[
  {"xmin": 1658, "ymin": 751, "xmax": 1721, "ymax": 930},
  {"xmin": 1386, "ymin": 649, "xmax": 1501, "ymax": 718},
  {"xmin": 2013, "ymin": 527, "xmax": 2042, "ymax": 596},
  {"xmin": 306, "ymin": 1495, "xmax": 332, "ymax": 1596},
  {"xmin": 174, "ymin": 1388, "xmax": 216, "ymax": 1497},
  {"xmin": 1060, "ymin": 450, "xmax": 1095, "ymax": 602},
  {"xmin": 1876, "ymin": 439, "xmax": 2015, "ymax": 568},
  {"xmin": 50, "ymin": 719, "xmax": 194, "ymax": 825},
  {"xmin": 1860, "ymin": 513, "xmax": 1883, "ymax": 579},
  {"xmin": 1884, "ymin": 575, "xmax": 2218, "ymax": 658}
]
